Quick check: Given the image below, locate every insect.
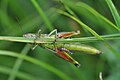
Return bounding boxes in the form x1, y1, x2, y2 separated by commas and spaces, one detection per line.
23, 29, 102, 67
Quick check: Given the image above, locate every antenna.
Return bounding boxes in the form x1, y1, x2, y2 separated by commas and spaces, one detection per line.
15, 16, 24, 35
15, 16, 36, 50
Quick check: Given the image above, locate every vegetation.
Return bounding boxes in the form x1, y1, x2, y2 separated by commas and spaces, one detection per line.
0, 0, 120, 80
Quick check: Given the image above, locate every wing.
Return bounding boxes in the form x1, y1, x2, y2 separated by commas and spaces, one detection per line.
49, 30, 80, 38
57, 30, 80, 38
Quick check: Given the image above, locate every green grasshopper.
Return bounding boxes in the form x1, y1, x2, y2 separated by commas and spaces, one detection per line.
23, 29, 102, 67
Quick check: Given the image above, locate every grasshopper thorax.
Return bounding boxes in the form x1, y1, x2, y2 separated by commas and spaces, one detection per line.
23, 33, 37, 38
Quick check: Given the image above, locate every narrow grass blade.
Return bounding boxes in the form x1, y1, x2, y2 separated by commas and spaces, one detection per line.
0, 66, 37, 80
60, 0, 120, 31
58, 10, 104, 40
0, 50, 72, 80
76, 2, 120, 31
106, 0, 120, 27
0, 33, 120, 43
8, 44, 31, 80
59, 0, 77, 17
31, 0, 54, 31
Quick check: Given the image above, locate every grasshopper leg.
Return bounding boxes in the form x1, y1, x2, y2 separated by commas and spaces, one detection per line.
32, 29, 42, 50
55, 48, 80, 68
48, 29, 58, 42
48, 29, 57, 37
60, 48, 73, 54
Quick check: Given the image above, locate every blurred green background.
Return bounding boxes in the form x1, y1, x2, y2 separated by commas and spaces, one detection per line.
0, 0, 120, 80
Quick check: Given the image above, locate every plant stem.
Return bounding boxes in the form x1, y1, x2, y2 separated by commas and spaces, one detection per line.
0, 33, 120, 43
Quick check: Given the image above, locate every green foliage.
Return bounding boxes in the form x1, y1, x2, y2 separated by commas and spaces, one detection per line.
0, 0, 120, 80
